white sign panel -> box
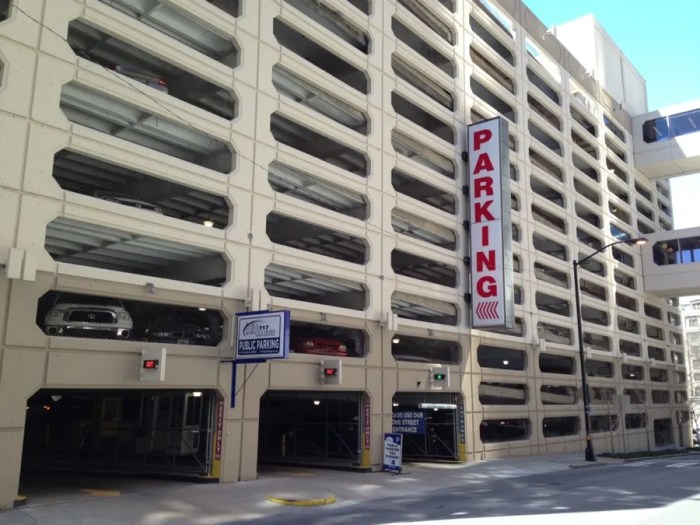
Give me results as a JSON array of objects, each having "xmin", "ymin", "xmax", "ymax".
[
  {"xmin": 468, "ymin": 117, "xmax": 514, "ymax": 328},
  {"xmin": 235, "ymin": 310, "xmax": 290, "ymax": 362},
  {"xmin": 383, "ymin": 433, "xmax": 403, "ymax": 474}
]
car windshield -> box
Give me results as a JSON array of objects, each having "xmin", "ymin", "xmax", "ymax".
[{"xmin": 55, "ymin": 293, "xmax": 123, "ymax": 307}]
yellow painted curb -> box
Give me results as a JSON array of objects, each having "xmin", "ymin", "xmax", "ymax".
[{"xmin": 266, "ymin": 494, "xmax": 336, "ymax": 506}]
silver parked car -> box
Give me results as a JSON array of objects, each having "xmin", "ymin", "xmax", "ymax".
[{"xmin": 44, "ymin": 293, "xmax": 132, "ymax": 339}]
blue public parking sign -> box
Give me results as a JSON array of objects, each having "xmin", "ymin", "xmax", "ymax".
[{"xmin": 383, "ymin": 433, "xmax": 403, "ymax": 474}]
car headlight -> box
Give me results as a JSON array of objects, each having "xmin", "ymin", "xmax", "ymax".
[
  {"xmin": 302, "ymin": 341, "xmax": 314, "ymax": 348},
  {"xmin": 47, "ymin": 309, "xmax": 64, "ymax": 318},
  {"xmin": 117, "ymin": 313, "xmax": 130, "ymax": 321},
  {"xmin": 339, "ymin": 345, "xmax": 347, "ymax": 351}
]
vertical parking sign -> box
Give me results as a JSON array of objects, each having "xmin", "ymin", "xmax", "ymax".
[{"xmin": 383, "ymin": 433, "xmax": 403, "ymax": 474}]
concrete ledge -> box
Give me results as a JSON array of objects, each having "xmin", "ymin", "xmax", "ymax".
[{"xmin": 266, "ymin": 493, "xmax": 336, "ymax": 506}]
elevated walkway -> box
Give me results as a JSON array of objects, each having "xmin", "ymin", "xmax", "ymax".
[
  {"xmin": 632, "ymin": 100, "xmax": 700, "ymax": 180},
  {"xmin": 641, "ymin": 226, "xmax": 700, "ymax": 296}
]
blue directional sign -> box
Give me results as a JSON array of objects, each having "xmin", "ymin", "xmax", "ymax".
[
  {"xmin": 392, "ymin": 411, "xmax": 426, "ymax": 435},
  {"xmin": 383, "ymin": 433, "xmax": 403, "ymax": 474}
]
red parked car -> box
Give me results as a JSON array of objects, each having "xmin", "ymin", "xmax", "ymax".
[{"xmin": 292, "ymin": 336, "xmax": 348, "ymax": 357}]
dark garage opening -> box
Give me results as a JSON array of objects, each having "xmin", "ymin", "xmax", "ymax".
[
  {"xmin": 392, "ymin": 392, "xmax": 462, "ymax": 461},
  {"xmin": 258, "ymin": 391, "xmax": 364, "ymax": 468},
  {"xmin": 22, "ymin": 389, "xmax": 217, "ymax": 477}
]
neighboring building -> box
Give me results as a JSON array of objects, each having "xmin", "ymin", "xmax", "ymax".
[
  {"xmin": 681, "ymin": 298, "xmax": 700, "ymax": 430},
  {"xmin": 0, "ymin": 0, "xmax": 691, "ymax": 509}
]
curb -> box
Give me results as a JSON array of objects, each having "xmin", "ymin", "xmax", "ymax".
[
  {"xmin": 266, "ymin": 494, "xmax": 337, "ymax": 507},
  {"xmin": 13, "ymin": 495, "xmax": 28, "ymax": 508},
  {"xmin": 569, "ymin": 462, "xmax": 606, "ymax": 470}
]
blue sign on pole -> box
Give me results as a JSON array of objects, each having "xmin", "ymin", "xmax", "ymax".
[
  {"xmin": 383, "ymin": 433, "xmax": 403, "ymax": 474},
  {"xmin": 392, "ymin": 411, "xmax": 426, "ymax": 435},
  {"xmin": 235, "ymin": 310, "xmax": 290, "ymax": 362}
]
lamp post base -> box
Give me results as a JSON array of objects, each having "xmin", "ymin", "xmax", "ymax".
[{"xmin": 585, "ymin": 446, "xmax": 597, "ymax": 462}]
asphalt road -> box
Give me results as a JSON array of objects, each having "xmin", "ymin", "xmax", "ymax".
[{"xmin": 236, "ymin": 455, "xmax": 700, "ymax": 525}]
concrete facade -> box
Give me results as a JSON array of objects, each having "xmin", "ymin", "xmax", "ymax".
[{"xmin": 0, "ymin": 0, "xmax": 691, "ymax": 510}]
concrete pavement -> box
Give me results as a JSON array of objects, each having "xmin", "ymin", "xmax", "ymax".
[{"xmin": 0, "ymin": 453, "xmax": 624, "ymax": 525}]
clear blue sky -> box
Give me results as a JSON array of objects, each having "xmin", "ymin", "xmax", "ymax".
[{"xmin": 525, "ymin": 0, "xmax": 700, "ymax": 228}]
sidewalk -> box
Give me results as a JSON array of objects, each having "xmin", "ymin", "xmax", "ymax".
[{"xmin": 0, "ymin": 453, "xmax": 622, "ymax": 525}]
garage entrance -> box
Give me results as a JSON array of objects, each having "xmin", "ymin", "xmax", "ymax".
[
  {"xmin": 258, "ymin": 391, "xmax": 365, "ymax": 468},
  {"xmin": 22, "ymin": 389, "xmax": 217, "ymax": 477},
  {"xmin": 392, "ymin": 392, "xmax": 464, "ymax": 462}
]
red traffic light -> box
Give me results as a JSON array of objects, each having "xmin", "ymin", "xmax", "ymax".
[{"xmin": 323, "ymin": 368, "xmax": 338, "ymax": 376}]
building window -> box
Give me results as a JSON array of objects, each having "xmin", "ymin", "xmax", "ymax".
[
  {"xmin": 625, "ymin": 414, "xmax": 646, "ymax": 429},
  {"xmin": 591, "ymin": 415, "xmax": 618, "ymax": 433},
  {"xmin": 480, "ymin": 419, "xmax": 530, "ymax": 443},
  {"xmin": 477, "ymin": 345, "xmax": 526, "ymax": 371},
  {"xmin": 542, "ymin": 417, "xmax": 579, "ymax": 437}
]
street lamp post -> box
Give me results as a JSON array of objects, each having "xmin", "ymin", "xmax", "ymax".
[{"xmin": 573, "ymin": 236, "xmax": 647, "ymax": 462}]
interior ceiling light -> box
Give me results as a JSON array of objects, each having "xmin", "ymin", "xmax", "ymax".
[
  {"xmin": 203, "ymin": 219, "xmax": 215, "ymax": 228},
  {"xmin": 392, "ymin": 337, "xmax": 400, "ymax": 344}
]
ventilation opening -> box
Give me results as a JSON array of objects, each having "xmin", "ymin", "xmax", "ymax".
[
  {"xmin": 45, "ymin": 218, "xmax": 227, "ymax": 286},
  {"xmin": 650, "ymin": 368, "xmax": 668, "ymax": 383},
  {"xmin": 575, "ymin": 203, "xmax": 601, "ymax": 228},
  {"xmin": 529, "ymin": 121, "xmax": 561, "ymax": 156},
  {"xmin": 527, "ymin": 67, "xmax": 560, "ymax": 105},
  {"xmin": 624, "ymin": 389, "xmax": 646, "ymax": 405},
  {"xmin": 60, "ymin": 83, "xmax": 233, "ymax": 174},
  {"xmin": 271, "ymin": 113, "xmax": 369, "ymax": 176},
  {"xmin": 268, "ymin": 162, "xmax": 368, "ymax": 219},
  {"xmin": 572, "ymin": 130, "xmax": 598, "ymax": 160},
  {"xmin": 617, "ymin": 315, "xmax": 640, "ymax": 334},
  {"xmin": 572, "ymin": 153, "xmax": 599, "ymax": 181},
  {"xmin": 646, "ymin": 324, "xmax": 664, "ymax": 341},
  {"xmin": 606, "ymin": 136, "xmax": 626, "ymax": 162},
  {"xmin": 608, "ymin": 181, "xmax": 629, "ymax": 203},
  {"xmin": 392, "ymin": 209, "xmax": 456, "ymax": 250},
  {"xmin": 38, "ymin": 290, "xmax": 223, "ymax": 345},
  {"xmin": 471, "ymin": 78, "xmax": 515, "ymax": 122},
  {"xmin": 532, "ymin": 204, "xmax": 566, "ymax": 234},
  {"xmin": 644, "ymin": 303, "xmax": 662, "ymax": 319},
  {"xmin": 0, "ymin": 0, "xmax": 8, "ymax": 22},
  {"xmin": 272, "ymin": 66, "xmax": 369, "ymax": 135},
  {"xmin": 585, "ymin": 359, "xmax": 613, "ymax": 378},
  {"xmin": 392, "ymin": 250, "xmax": 456, "ymax": 287},
  {"xmin": 635, "ymin": 181, "xmax": 652, "ymax": 202},
  {"xmin": 482, "ymin": 317, "xmax": 525, "ymax": 338},
  {"xmin": 534, "ymin": 262, "xmax": 569, "ymax": 289},
  {"xmin": 570, "ymin": 105, "xmax": 597, "ymax": 136},
  {"xmin": 529, "ymin": 149, "xmax": 563, "ymax": 181},
  {"xmin": 392, "ymin": 169, "xmax": 455, "ymax": 214},
  {"xmin": 266, "ymin": 213, "xmax": 367, "ymax": 264},
  {"xmin": 398, "ymin": 0, "xmax": 455, "ymax": 44},
  {"xmin": 606, "ymin": 157, "xmax": 628, "ymax": 182},
  {"xmin": 286, "ymin": 0, "xmax": 369, "ymax": 53},
  {"xmin": 577, "ymin": 228, "xmax": 603, "ymax": 251},
  {"xmin": 533, "ymin": 233, "xmax": 567, "ymax": 261},
  {"xmin": 577, "ymin": 253, "xmax": 605, "ymax": 277},
  {"xmin": 531, "ymin": 177, "xmax": 564, "ymax": 207},
  {"xmin": 582, "ymin": 305, "xmax": 608, "ymax": 327},
  {"xmin": 469, "ymin": 16, "xmax": 513, "ymax": 65},
  {"xmin": 437, "ymin": 0, "xmax": 455, "ymax": 12},
  {"xmin": 538, "ymin": 322, "xmax": 572, "ymax": 345},
  {"xmin": 53, "ymin": 150, "xmax": 231, "ymax": 229},
  {"xmin": 392, "ymin": 92, "xmax": 454, "ymax": 143},
  {"xmin": 68, "ymin": 20, "xmax": 235, "ymax": 119},
  {"xmin": 392, "ymin": 292, "xmax": 458, "ymax": 325},
  {"xmin": 651, "ymin": 391, "xmax": 670, "ymax": 404},
  {"xmin": 615, "ymin": 292, "xmax": 637, "ymax": 312},
  {"xmin": 265, "ymin": 264, "xmax": 366, "ymax": 310},
  {"xmin": 392, "ymin": 130, "xmax": 455, "ymax": 178},
  {"xmin": 637, "ymin": 219, "xmax": 655, "ymax": 235},
  {"xmin": 573, "ymin": 178, "xmax": 600, "ymax": 205},
  {"xmin": 480, "ymin": 419, "xmax": 530, "ymax": 443},
  {"xmin": 611, "ymin": 247, "xmax": 634, "ymax": 268},
  {"xmin": 291, "ymin": 321, "xmax": 367, "ymax": 358},
  {"xmin": 539, "ymin": 353, "xmax": 575, "ymax": 374},
  {"xmin": 541, "ymin": 386, "xmax": 577, "ymax": 405},
  {"xmin": 99, "ymin": 0, "xmax": 239, "ymax": 66},
  {"xmin": 527, "ymin": 93, "xmax": 560, "ymax": 129},
  {"xmin": 471, "ymin": 46, "xmax": 515, "ymax": 93},
  {"xmin": 392, "ymin": 55, "xmax": 454, "ymax": 110},
  {"xmin": 620, "ymin": 340, "xmax": 641, "ymax": 357},
  {"xmin": 614, "ymin": 269, "xmax": 636, "ymax": 290},
  {"xmin": 535, "ymin": 292, "xmax": 570, "ymax": 317},
  {"xmin": 392, "ymin": 18, "xmax": 455, "ymax": 77},
  {"xmin": 479, "ymin": 382, "xmax": 527, "ymax": 405},
  {"xmin": 543, "ymin": 417, "xmax": 579, "ymax": 436},
  {"xmin": 273, "ymin": 19, "xmax": 369, "ymax": 94},
  {"xmin": 604, "ymin": 115, "xmax": 625, "ymax": 142},
  {"xmin": 477, "ymin": 345, "xmax": 526, "ymax": 371},
  {"xmin": 392, "ymin": 336, "xmax": 460, "ymax": 364},
  {"xmin": 636, "ymin": 200, "xmax": 654, "ymax": 221},
  {"xmin": 346, "ymin": 0, "xmax": 370, "ymax": 15},
  {"xmin": 622, "ymin": 364, "xmax": 644, "ymax": 380},
  {"xmin": 656, "ymin": 181, "xmax": 671, "ymax": 200},
  {"xmin": 579, "ymin": 279, "xmax": 606, "ymax": 301}
]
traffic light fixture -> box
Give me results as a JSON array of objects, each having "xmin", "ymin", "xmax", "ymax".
[
  {"xmin": 320, "ymin": 359, "xmax": 342, "ymax": 385},
  {"xmin": 430, "ymin": 367, "xmax": 450, "ymax": 388}
]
